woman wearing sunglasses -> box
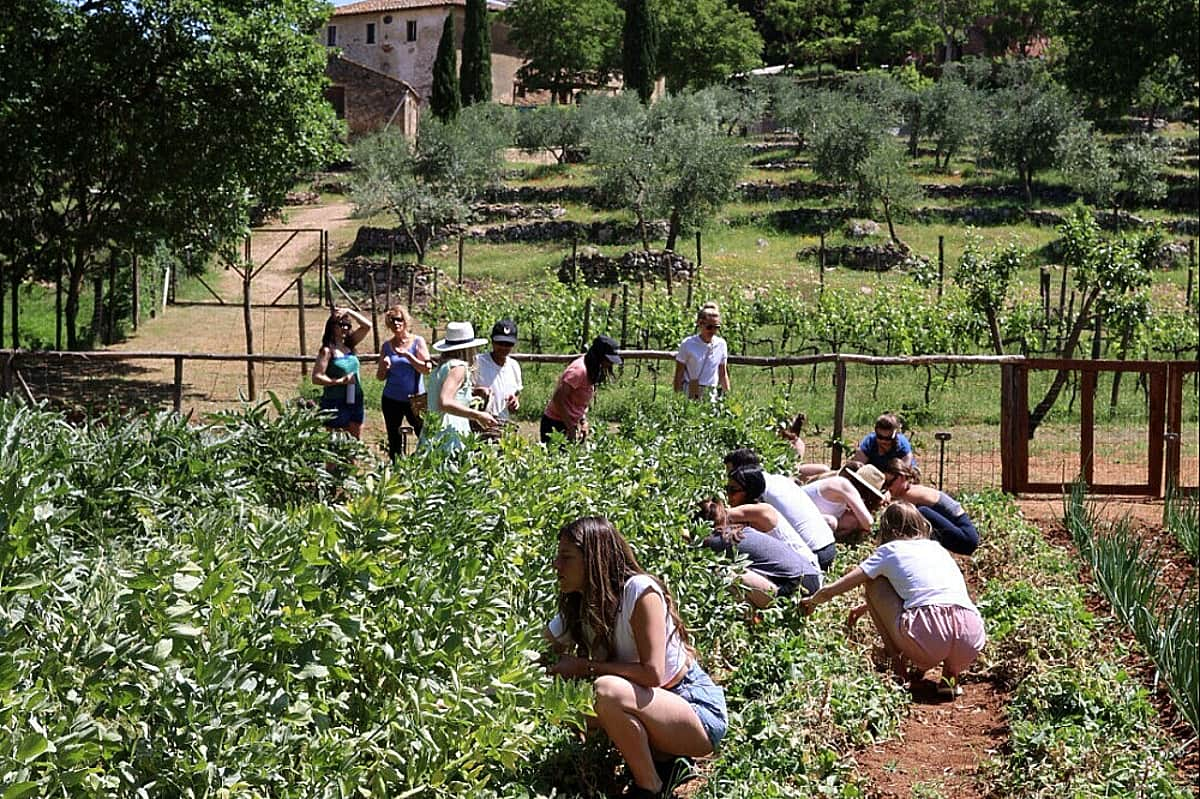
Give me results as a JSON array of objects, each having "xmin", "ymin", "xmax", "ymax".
[
  {"xmin": 851, "ymin": 412, "xmax": 915, "ymax": 471},
  {"xmin": 879, "ymin": 459, "xmax": 980, "ymax": 556},
  {"xmin": 673, "ymin": 302, "xmax": 730, "ymax": 401},
  {"xmin": 376, "ymin": 304, "xmax": 431, "ymax": 458},
  {"xmin": 312, "ymin": 306, "xmax": 372, "ymax": 439}
]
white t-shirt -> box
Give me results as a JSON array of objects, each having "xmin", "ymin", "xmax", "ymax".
[
  {"xmin": 859, "ymin": 538, "xmax": 977, "ymax": 612},
  {"xmin": 763, "ymin": 514, "xmax": 819, "ymax": 569},
  {"xmin": 473, "ymin": 351, "xmax": 523, "ymax": 420},
  {"xmin": 547, "ymin": 574, "xmax": 688, "ymax": 685},
  {"xmin": 763, "ymin": 473, "xmax": 836, "ymax": 552},
  {"xmin": 675, "ymin": 335, "xmax": 727, "ymax": 392}
]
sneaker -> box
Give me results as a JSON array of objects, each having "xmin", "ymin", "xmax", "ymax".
[{"xmin": 655, "ymin": 757, "xmax": 697, "ymax": 792}]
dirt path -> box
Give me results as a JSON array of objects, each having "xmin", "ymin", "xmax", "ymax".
[{"xmin": 101, "ymin": 202, "xmax": 359, "ymax": 415}]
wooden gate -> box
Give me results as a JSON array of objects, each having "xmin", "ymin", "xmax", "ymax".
[{"xmin": 1001, "ymin": 359, "xmax": 1198, "ymax": 496}]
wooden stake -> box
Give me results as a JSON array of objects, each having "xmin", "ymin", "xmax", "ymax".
[
  {"xmin": 937, "ymin": 235, "xmax": 945, "ymax": 300},
  {"xmin": 297, "ymin": 280, "xmax": 308, "ymax": 376}
]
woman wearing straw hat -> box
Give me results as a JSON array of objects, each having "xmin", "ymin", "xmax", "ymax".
[{"xmin": 419, "ymin": 321, "xmax": 498, "ymax": 453}]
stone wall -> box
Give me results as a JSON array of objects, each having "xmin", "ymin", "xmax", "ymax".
[
  {"xmin": 558, "ymin": 249, "xmax": 696, "ymax": 286},
  {"xmin": 351, "ymin": 218, "xmax": 670, "ymax": 255}
]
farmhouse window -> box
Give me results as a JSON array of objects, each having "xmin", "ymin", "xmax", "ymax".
[
  {"xmin": 406, "ymin": 20, "xmax": 417, "ymax": 41},
  {"xmin": 383, "ymin": 14, "xmax": 393, "ymax": 24},
  {"xmin": 366, "ymin": 23, "xmax": 376, "ymax": 44},
  {"xmin": 326, "ymin": 25, "xmax": 337, "ymax": 46}
]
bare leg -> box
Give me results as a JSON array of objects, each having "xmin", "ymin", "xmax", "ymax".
[
  {"xmin": 592, "ymin": 675, "xmax": 714, "ymax": 792},
  {"xmin": 863, "ymin": 577, "xmax": 909, "ymax": 678},
  {"xmin": 735, "ymin": 570, "xmax": 779, "ymax": 609}
]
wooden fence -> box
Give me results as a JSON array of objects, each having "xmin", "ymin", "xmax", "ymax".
[{"xmin": 2, "ymin": 349, "xmax": 1194, "ymax": 496}]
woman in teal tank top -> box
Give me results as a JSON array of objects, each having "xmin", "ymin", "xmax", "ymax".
[
  {"xmin": 312, "ymin": 307, "xmax": 373, "ymax": 439},
  {"xmin": 420, "ymin": 321, "xmax": 499, "ymax": 453}
]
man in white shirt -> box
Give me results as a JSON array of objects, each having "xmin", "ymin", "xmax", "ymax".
[
  {"xmin": 473, "ymin": 319, "xmax": 523, "ymax": 422},
  {"xmin": 674, "ymin": 302, "xmax": 730, "ymax": 400}
]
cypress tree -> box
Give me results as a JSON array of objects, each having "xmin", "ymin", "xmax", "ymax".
[
  {"xmin": 431, "ymin": 13, "xmax": 461, "ymax": 121},
  {"xmin": 622, "ymin": 0, "xmax": 658, "ymax": 103},
  {"xmin": 459, "ymin": 0, "xmax": 491, "ymax": 106}
]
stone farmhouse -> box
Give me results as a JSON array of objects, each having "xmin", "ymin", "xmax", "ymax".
[{"xmin": 324, "ymin": 0, "xmax": 528, "ymax": 137}]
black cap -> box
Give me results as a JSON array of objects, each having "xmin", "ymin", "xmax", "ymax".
[
  {"xmin": 491, "ymin": 319, "xmax": 518, "ymax": 345},
  {"xmin": 590, "ymin": 334, "xmax": 622, "ymax": 365}
]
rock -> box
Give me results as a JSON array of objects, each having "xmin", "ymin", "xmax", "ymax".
[{"xmin": 846, "ymin": 219, "xmax": 881, "ymax": 239}]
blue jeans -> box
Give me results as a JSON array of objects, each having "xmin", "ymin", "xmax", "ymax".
[{"xmin": 669, "ymin": 662, "xmax": 728, "ymax": 750}]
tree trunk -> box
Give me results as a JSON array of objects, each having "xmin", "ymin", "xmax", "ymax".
[
  {"xmin": 665, "ymin": 208, "xmax": 681, "ymax": 252},
  {"xmin": 908, "ymin": 108, "xmax": 920, "ymax": 158},
  {"xmin": 882, "ymin": 198, "xmax": 900, "ymax": 245},
  {"xmin": 1021, "ymin": 166, "xmax": 1033, "ymax": 206},
  {"xmin": 986, "ymin": 308, "xmax": 1004, "ymax": 355},
  {"xmin": 637, "ymin": 212, "xmax": 650, "ymax": 252},
  {"xmin": 91, "ymin": 274, "xmax": 105, "ymax": 348},
  {"xmin": 1109, "ymin": 323, "xmax": 1133, "ymax": 410},
  {"xmin": 66, "ymin": 248, "xmax": 86, "ymax": 350},
  {"xmin": 1028, "ymin": 290, "xmax": 1098, "ymax": 435}
]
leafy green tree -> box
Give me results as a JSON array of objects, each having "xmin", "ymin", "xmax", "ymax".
[
  {"xmin": 1056, "ymin": 121, "xmax": 1119, "ymax": 206},
  {"xmin": 854, "ymin": 0, "xmax": 940, "ymax": 67},
  {"xmin": 857, "ymin": 137, "xmax": 923, "ymax": 246},
  {"xmin": 1029, "ymin": 205, "xmax": 1152, "ymax": 433},
  {"xmin": 460, "ymin": 0, "xmax": 492, "ymax": 106},
  {"xmin": 622, "ymin": 0, "xmax": 660, "ymax": 102},
  {"xmin": 0, "ymin": 0, "xmax": 340, "ymax": 349},
  {"xmin": 1113, "ymin": 135, "xmax": 1170, "ymax": 208},
  {"xmin": 1059, "ymin": 0, "xmax": 1198, "ymax": 115},
  {"xmin": 765, "ymin": 0, "xmax": 857, "ymax": 76},
  {"xmin": 922, "ymin": 72, "xmax": 979, "ymax": 170},
  {"xmin": 515, "ymin": 104, "xmax": 583, "ymax": 163},
  {"xmin": 981, "ymin": 0, "xmax": 1065, "ymax": 57},
  {"xmin": 657, "ymin": 0, "xmax": 763, "ymax": 92},
  {"xmin": 985, "ymin": 76, "xmax": 1078, "ymax": 205},
  {"xmin": 809, "ymin": 95, "xmax": 889, "ymax": 198},
  {"xmin": 431, "ymin": 13, "xmax": 461, "ymax": 122},
  {"xmin": 350, "ymin": 107, "xmax": 506, "ymax": 264},
  {"xmin": 954, "ymin": 233, "xmax": 1026, "ymax": 354},
  {"xmin": 503, "ymin": 0, "xmax": 622, "ymax": 103},
  {"xmin": 697, "ymin": 81, "xmax": 771, "ymax": 136},
  {"xmin": 583, "ymin": 92, "xmax": 744, "ymax": 251},
  {"xmin": 772, "ymin": 83, "xmax": 837, "ymax": 151}
]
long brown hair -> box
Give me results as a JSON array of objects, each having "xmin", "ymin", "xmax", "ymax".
[
  {"xmin": 555, "ymin": 516, "xmax": 693, "ymax": 662},
  {"xmin": 696, "ymin": 499, "xmax": 747, "ymax": 544}
]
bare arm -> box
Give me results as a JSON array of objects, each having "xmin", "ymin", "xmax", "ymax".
[
  {"xmin": 717, "ymin": 360, "xmax": 730, "ymax": 393},
  {"xmin": 547, "ymin": 590, "xmax": 672, "ymax": 688},
  {"xmin": 438, "ymin": 364, "xmax": 496, "ymax": 427},
  {"xmin": 405, "ymin": 336, "xmax": 433, "ymax": 375},
  {"xmin": 828, "ymin": 477, "xmax": 874, "ymax": 531},
  {"xmin": 673, "ymin": 361, "xmax": 686, "ymax": 393},
  {"xmin": 724, "ymin": 503, "xmax": 776, "ymax": 534},
  {"xmin": 311, "ymin": 346, "xmax": 345, "ymax": 387},
  {"xmin": 340, "ymin": 307, "xmax": 373, "ymax": 348},
  {"xmin": 375, "ymin": 343, "xmax": 391, "ymax": 381},
  {"xmin": 800, "ymin": 565, "xmax": 869, "ymax": 613}
]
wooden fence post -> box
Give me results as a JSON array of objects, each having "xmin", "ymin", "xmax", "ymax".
[
  {"xmin": 242, "ymin": 239, "xmax": 256, "ymax": 401},
  {"xmin": 369, "ymin": 272, "xmax": 380, "ymax": 353},
  {"xmin": 582, "ymin": 296, "xmax": 592, "ymax": 351},
  {"xmin": 818, "ymin": 232, "xmax": 826, "ymax": 295},
  {"xmin": 55, "ymin": 259, "xmax": 63, "ymax": 350},
  {"xmin": 620, "ymin": 283, "xmax": 629, "ymax": 347},
  {"xmin": 831, "ymin": 358, "xmax": 847, "ymax": 469},
  {"xmin": 457, "ymin": 235, "xmax": 464, "ymax": 285},
  {"xmin": 173, "ymin": 356, "xmax": 184, "ymax": 414},
  {"xmin": 297, "ymin": 280, "xmax": 308, "ymax": 377},
  {"xmin": 131, "ymin": 252, "xmax": 139, "ymax": 331}
]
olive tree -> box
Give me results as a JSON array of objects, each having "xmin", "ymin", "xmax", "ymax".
[
  {"xmin": 583, "ymin": 92, "xmax": 744, "ymax": 251},
  {"xmin": 350, "ymin": 107, "xmax": 506, "ymax": 264},
  {"xmin": 515, "ymin": 104, "xmax": 583, "ymax": 164},
  {"xmin": 985, "ymin": 77, "xmax": 1078, "ymax": 205},
  {"xmin": 954, "ymin": 233, "xmax": 1025, "ymax": 355},
  {"xmin": 922, "ymin": 73, "xmax": 979, "ymax": 170}
]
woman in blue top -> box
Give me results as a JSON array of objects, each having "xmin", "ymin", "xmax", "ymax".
[
  {"xmin": 852, "ymin": 412, "xmax": 915, "ymax": 470},
  {"xmin": 312, "ymin": 307, "xmax": 372, "ymax": 439},
  {"xmin": 376, "ymin": 304, "xmax": 431, "ymax": 458},
  {"xmin": 419, "ymin": 321, "xmax": 498, "ymax": 453}
]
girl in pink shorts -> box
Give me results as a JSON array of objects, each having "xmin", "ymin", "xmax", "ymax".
[{"xmin": 801, "ymin": 502, "xmax": 986, "ymax": 695}]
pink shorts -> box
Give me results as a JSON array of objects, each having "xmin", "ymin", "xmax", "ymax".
[{"xmin": 897, "ymin": 604, "xmax": 986, "ymax": 674}]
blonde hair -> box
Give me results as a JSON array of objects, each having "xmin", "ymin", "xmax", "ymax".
[
  {"xmin": 877, "ymin": 501, "xmax": 931, "ymax": 544},
  {"xmin": 697, "ymin": 302, "xmax": 720, "ymax": 324},
  {"xmin": 386, "ymin": 304, "xmax": 413, "ymax": 327}
]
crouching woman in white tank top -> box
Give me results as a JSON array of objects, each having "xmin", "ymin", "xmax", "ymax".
[
  {"xmin": 801, "ymin": 502, "xmax": 986, "ymax": 696},
  {"xmin": 545, "ymin": 517, "xmax": 728, "ymax": 798}
]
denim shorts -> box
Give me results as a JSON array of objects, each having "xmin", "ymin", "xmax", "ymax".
[{"xmin": 669, "ymin": 662, "xmax": 728, "ymax": 750}]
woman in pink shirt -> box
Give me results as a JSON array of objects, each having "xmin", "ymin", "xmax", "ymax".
[{"xmin": 540, "ymin": 335, "xmax": 622, "ymax": 444}]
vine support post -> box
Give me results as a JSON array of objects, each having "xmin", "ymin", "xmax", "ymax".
[
  {"xmin": 131, "ymin": 252, "xmax": 139, "ymax": 331},
  {"xmin": 696, "ymin": 230, "xmax": 702, "ymax": 269},
  {"xmin": 818, "ymin": 232, "xmax": 826, "ymax": 296},
  {"xmin": 457, "ymin": 235, "xmax": 464, "ymax": 285},
  {"xmin": 935, "ymin": 431, "xmax": 952, "ymax": 491},
  {"xmin": 297, "ymin": 280, "xmax": 308, "ymax": 377},
  {"xmin": 581, "ymin": 296, "xmax": 592, "ymax": 351},
  {"xmin": 386, "ymin": 240, "xmax": 394, "ymax": 309},
  {"xmin": 571, "ymin": 234, "xmax": 578, "ymax": 284},
  {"xmin": 831, "ymin": 358, "xmax": 847, "ymax": 469},
  {"xmin": 55, "ymin": 257, "xmax": 63, "ymax": 350},
  {"xmin": 369, "ymin": 272, "xmax": 380, "ymax": 354},
  {"xmin": 1187, "ymin": 239, "xmax": 1196, "ymax": 308},
  {"xmin": 937, "ymin": 235, "xmax": 945, "ymax": 300},
  {"xmin": 173, "ymin": 356, "xmax": 183, "ymax": 414},
  {"xmin": 242, "ymin": 237, "xmax": 256, "ymax": 402},
  {"xmin": 620, "ymin": 283, "xmax": 629, "ymax": 347}
]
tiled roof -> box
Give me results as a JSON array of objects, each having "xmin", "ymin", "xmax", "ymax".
[{"xmin": 331, "ymin": 0, "xmax": 506, "ymax": 16}]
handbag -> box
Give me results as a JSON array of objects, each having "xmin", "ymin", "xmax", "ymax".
[{"xmin": 409, "ymin": 392, "xmax": 428, "ymax": 416}]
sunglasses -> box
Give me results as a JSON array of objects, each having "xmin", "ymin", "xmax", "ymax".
[
  {"xmin": 724, "ymin": 483, "xmax": 744, "ymax": 494},
  {"xmin": 388, "ymin": 317, "xmax": 405, "ymax": 326},
  {"xmin": 876, "ymin": 433, "xmax": 896, "ymax": 442},
  {"xmin": 703, "ymin": 324, "xmax": 721, "ymax": 331}
]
